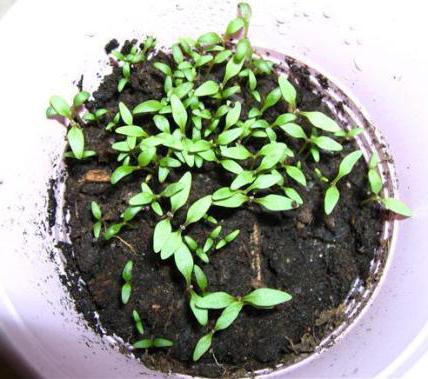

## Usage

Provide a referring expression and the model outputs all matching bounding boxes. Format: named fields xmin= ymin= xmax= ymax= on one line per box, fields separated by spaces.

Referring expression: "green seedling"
xmin=184 ymin=235 xmax=210 ymax=263
xmin=103 ymin=201 xmax=144 ymax=241
xmin=132 ymin=310 xmax=144 ymax=335
xmin=185 ymin=226 xmax=240 ymax=263
xmin=189 ymin=264 xmax=209 ymax=325
xmin=106 ymin=112 xmax=121 ymax=131
xmin=278 ymin=120 xmax=343 ymax=161
xmin=334 ymin=127 xmax=364 ymax=139
xmin=133 ymin=337 xmax=174 ymax=350
xmin=364 ymin=152 xmax=412 ymax=217
xmin=83 ymin=108 xmax=108 ymax=124
xmin=112 ymin=36 xmax=156 ymax=92
xmin=90 ymin=201 xmax=103 ymax=238
xmin=130 ymin=180 xmax=185 ymax=216
xmin=314 ymin=167 xmax=329 ymax=183
xmin=215 ymin=229 xmax=240 ymax=250
xmin=193 ymin=288 xmax=292 ymax=361
xmin=46 ymin=92 xmax=95 ymax=159
xmin=131 ymin=307 xmax=173 ymax=350
xmin=121 ymin=260 xmax=133 ymax=304
xmin=324 ymin=150 xmax=363 ymax=215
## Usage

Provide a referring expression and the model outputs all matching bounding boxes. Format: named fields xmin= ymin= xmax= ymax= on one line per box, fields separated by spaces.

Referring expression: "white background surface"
xmin=0 ymin=0 xmax=427 ymax=378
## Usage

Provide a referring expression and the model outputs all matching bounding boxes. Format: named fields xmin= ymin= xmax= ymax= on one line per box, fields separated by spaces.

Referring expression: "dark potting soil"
xmin=58 ymin=40 xmax=384 ymax=378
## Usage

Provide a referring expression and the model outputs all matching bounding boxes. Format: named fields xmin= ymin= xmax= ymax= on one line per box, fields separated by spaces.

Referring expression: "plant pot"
xmin=0 ymin=1 xmax=426 ymax=378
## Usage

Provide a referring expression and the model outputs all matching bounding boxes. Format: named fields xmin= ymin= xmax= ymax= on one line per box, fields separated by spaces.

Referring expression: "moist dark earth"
xmin=58 ymin=40 xmax=384 ymax=378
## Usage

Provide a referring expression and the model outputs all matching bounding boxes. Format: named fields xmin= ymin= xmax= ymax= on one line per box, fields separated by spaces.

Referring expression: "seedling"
xmin=132 ymin=310 xmax=144 ymax=335
xmin=131 ymin=310 xmax=174 ymax=349
xmin=83 ymin=108 xmax=108 ymax=124
xmin=46 ymin=92 xmax=95 ymax=159
xmin=364 ymin=152 xmax=412 ymax=217
xmin=193 ymin=288 xmax=292 ymax=361
xmin=324 ymin=150 xmax=363 ymax=215
xmin=133 ymin=338 xmax=174 ymax=350
xmin=112 ymin=36 xmax=156 ymax=92
xmin=189 ymin=264 xmax=209 ymax=326
xmin=90 ymin=201 xmax=103 ymax=238
xmin=121 ymin=260 xmax=133 ymax=304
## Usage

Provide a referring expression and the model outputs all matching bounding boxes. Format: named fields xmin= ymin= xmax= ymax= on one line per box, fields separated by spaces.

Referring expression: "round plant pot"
xmin=0 ymin=1 xmax=427 ymax=378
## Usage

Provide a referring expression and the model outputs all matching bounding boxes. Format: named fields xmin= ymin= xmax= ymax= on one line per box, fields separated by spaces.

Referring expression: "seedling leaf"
xmin=132 ymin=310 xmax=144 ymax=334
xmin=261 ymin=87 xmax=281 ymax=113
xmin=193 ymin=265 xmax=208 ymax=292
xmin=213 ymin=192 xmax=247 ymax=208
xmin=185 ymin=196 xmax=212 ymax=225
xmin=311 ymin=136 xmax=343 ymax=152
xmin=170 ymin=172 xmax=192 ymax=213
xmin=122 ymin=260 xmax=133 ymax=282
xmin=190 ymin=291 xmax=208 ymax=326
xmin=153 ymin=338 xmax=174 ymax=348
xmin=119 ymin=102 xmax=133 ymax=125
xmin=73 ymin=91 xmax=90 ymax=107
xmin=67 ymin=126 xmax=84 ymax=159
xmin=91 ymin=201 xmax=102 ymax=220
xmin=49 ymin=96 xmax=71 ymax=118
xmin=198 ymin=32 xmax=222 ymax=46
xmin=324 ymin=185 xmax=340 ymax=215
xmin=278 ymin=75 xmax=296 ymax=110
xmin=300 ymin=111 xmax=342 ymax=133
xmin=336 ymin=150 xmax=363 ymax=181
xmin=133 ymin=100 xmax=163 ymax=114
xmin=196 ymin=292 xmax=236 ymax=309
xmin=243 ymin=288 xmax=292 ymax=307
xmin=217 ymin=128 xmax=243 ymax=145
xmin=194 ymin=81 xmax=219 ymax=97
xmin=170 ymin=94 xmax=188 ymax=132
xmin=214 ymin=301 xmax=243 ymax=331
xmin=111 ymin=165 xmax=137 ymax=184
xmin=193 ymin=332 xmax=213 ymax=362
xmin=133 ymin=339 xmax=153 ymax=349
xmin=279 ymin=123 xmax=307 ymax=139
xmin=285 ymin=165 xmax=307 ymax=186
xmin=220 ymin=145 xmax=252 ymax=160
xmin=231 ymin=171 xmax=255 ymax=190
xmin=225 ymin=102 xmax=241 ymax=129
xmin=153 ymin=219 xmax=172 ymax=253
xmin=381 ymin=198 xmax=412 ymax=217
xmin=121 ymin=283 xmax=132 ymax=304
xmin=248 ymin=174 xmax=281 ymax=191
xmin=161 ymin=231 xmax=182 ymax=260
xmin=255 ymin=194 xmax=295 ymax=211
xmin=226 ymin=17 xmax=245 ymax=36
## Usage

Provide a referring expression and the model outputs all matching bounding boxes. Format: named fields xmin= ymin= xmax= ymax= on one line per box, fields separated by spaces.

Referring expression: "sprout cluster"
xmin=47 ymin=2 xmax=411 ymax=363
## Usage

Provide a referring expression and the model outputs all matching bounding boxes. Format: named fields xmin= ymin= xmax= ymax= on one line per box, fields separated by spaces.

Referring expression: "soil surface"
xmin=58 ymin=40 xmax=384 ymax=378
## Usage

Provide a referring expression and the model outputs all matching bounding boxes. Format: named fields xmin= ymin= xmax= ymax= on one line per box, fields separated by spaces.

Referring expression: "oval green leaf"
xmin=324 ymin=185 xmax=340 ymax=215
xmin=49 ymin=95 xmax=71 ymax=118
xmin=300 ymin=111 xmax=341 ymax=133
xmin=192 ymin=332 xmax=213 ymax=362
xmin=196 ymin=292 xmax=236 ymax=309
xmin=381 ymin=198 xmax=412 ymax=217
xmin=185 ymin=196 xmax=212 ymax=226
xmin=214 ymin=301 xmax=243 ymax=331
xmin=243 ymin=288 xmax=292 ymax=307
xmin=111 ymin=165 xmax=137 ymax=184
xmin=67 ymin=126 xmax=84 ymax=159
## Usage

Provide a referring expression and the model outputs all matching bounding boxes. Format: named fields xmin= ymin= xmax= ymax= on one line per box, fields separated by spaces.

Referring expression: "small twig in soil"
xmin=81 ymin=169 xmax=111 ymax=183
xmin=249 ymin=221 xmax=263 ymax=287
xmin=115 ymin=236 xmax=137 ymax=255
xmin=212 ymin=351 xmax=227 ymax=376
xmin=285 ymin=337 xmax=299 ymax=354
